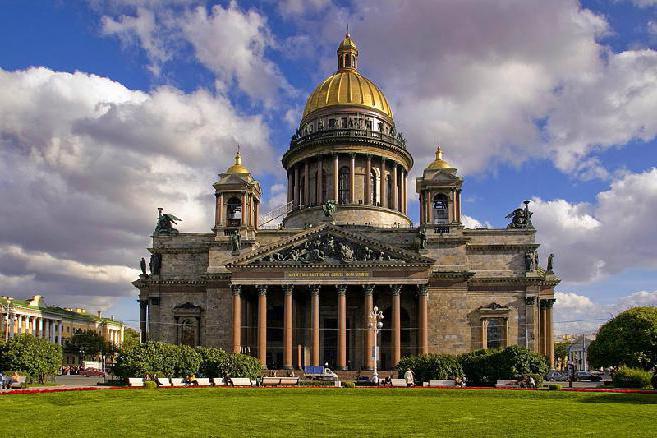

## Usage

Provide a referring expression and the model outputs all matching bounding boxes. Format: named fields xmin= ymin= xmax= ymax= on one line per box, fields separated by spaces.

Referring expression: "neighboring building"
xmin=568 ymin=335 xmax=595 ymax=371
xmin=0 ymin=294 xmax=125 ymax=364
xmin=134 ymin=35 xmax=559 ymax=370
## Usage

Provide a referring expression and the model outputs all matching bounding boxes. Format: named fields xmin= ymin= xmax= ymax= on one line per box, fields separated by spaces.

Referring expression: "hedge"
xmin=112 ymin=342 xmax=261 ymax=380
xmin=396 ymin=354 xmax=463 ymax=382
xmin=612 ymin=367 xmax=653 ymax=389
xmin=459 ymin=346 xmax=549 ymax=386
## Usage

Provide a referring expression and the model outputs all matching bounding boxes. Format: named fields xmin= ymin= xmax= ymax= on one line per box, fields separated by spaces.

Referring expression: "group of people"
xmin=0 ymin=371 xmax=22 ymax=389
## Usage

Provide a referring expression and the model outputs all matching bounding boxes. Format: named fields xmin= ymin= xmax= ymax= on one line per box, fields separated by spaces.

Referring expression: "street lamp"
xmin=368 ymin=306 xmax=384 ymax=385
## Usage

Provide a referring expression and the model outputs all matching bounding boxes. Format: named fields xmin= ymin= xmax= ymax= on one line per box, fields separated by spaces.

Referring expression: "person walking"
xmin=404 ymin=369 xmax=415 ymax=387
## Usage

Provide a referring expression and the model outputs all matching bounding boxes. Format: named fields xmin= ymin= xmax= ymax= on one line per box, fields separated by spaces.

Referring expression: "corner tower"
xmin=416 ymin=146 xmax=462 ymax=231
xmin=282 ymin=34 xmax=413 ymax=228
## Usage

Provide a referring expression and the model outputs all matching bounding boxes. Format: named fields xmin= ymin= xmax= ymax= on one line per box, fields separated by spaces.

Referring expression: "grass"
xmin=1 ymin=387 xmax=656 ymax=437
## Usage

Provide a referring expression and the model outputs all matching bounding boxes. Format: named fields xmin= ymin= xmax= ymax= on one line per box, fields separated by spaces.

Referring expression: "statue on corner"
xmin=139 ymin=257 xmax=147 ymax=276
xmin=149 ymin=253 xmax=162 ymax=275
xmin=418 ymin=228 xmax=427 ymax=249
xmin=230 ymin=230 xmax=241 ymax=254
xmin=506 ymin=200 xmax=533 ymax=229
xmin=154 ymin=208 xmax=182 ymax=235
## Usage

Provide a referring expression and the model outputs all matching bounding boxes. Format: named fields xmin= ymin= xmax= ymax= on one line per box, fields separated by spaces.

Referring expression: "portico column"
xmin=337 ymin=285 xmax=347 ymax=370
xmin=139 ymin=300 xmax=148 ymax=343
xmin=365 ymin=155 xmax=371 ymax=204
xmin=539 ymin=300 xmax=547 ymax=355
xmin=333 ymin=154 xmax=339 ymax=202
xmin=257 ymin=285 xmax=268 ymax=367
xmin=418 ymin=285 xmax=428 ymax=354
xmin=231 ymin=285 xmax=242 ymax=354
xmin=317 ymin=157 xmax=324 ymax=204
xmin=311 ymin=285 xmax=320 ymax=366
xmin=39 ymin=317 xmax=44 ymax=338
xmin=350 ymin=154 xmax=356 ymax=204
xmin=58 ymin=320 xmax=63 ymax=345
xmin=283 ymin=285 xmax=293 ymax=370
xmin=363 ymin=285 xmax=374 ymax=370
xmin=391 ymin=285 xmax=402 ymax=366
xmin=546 ymin=299 xmax=555 ymax=368
xmin=379 ymin=158 xmax=385 ymax=207
xmin=294 ymin=164 xmax=300 ymax=207
xmin=49 ymin=320 xmax=55 ymax=343
xmin=392 ymin=163 xmax=398 ymax=211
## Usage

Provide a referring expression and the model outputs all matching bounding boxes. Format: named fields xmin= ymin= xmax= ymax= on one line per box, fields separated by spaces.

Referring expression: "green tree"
xmin=64 ymin=329 xmax=112 ymax=358
xmin=554 ymin=342 xmax=571 ymax=370
xmin=0 ymin=334 xmax=62 ymax=383
xmin=588 ymin=307 xmax=657 ymax=370
xmin=121 ymin=328 xmax=140 ymax=350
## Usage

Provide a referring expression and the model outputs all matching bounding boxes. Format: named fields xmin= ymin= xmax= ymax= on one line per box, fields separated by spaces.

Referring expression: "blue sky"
xmin=1 ymin=0 xmax=656 ymax=334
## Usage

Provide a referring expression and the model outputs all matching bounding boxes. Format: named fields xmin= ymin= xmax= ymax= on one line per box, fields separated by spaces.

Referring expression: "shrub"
xmin=343 ymin=381 xmax=355 ymax=388
xmin=143 ymin=380 xmax=157 ymax=390
xmin=196 ymin=347 xmax=261 ymax=379
xmin=459 ymin=346 xmax=549 ymax=386
xmin=548 ymin=384 xmax=562 ymax=391
xmin=396 ymin=354 xmax=463 ymax=383
xmin=652 ymin=373 xmax=657 ymax=390
xmin=0 ymin=334 xmax=62 ymax=384
xmin=612 ymin=367 xmax=653 ymax=389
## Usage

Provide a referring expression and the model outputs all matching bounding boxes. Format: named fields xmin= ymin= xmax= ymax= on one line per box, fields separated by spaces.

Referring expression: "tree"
xmin=554 ymin=342 xmax=571 ymax=371
xmin=588 ymin=307 xmax=657 ymax=370
xmin=122 ymin=328 xmax=140 ymax=350
xmin=0 ymin=334 xmax=62 ymax=384
xmin=64 ymin=329 xmax=112 ymax=358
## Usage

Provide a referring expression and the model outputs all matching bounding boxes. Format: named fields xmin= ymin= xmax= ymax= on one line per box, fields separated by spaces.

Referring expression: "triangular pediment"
xmin=228 ymin=224 xmax=433 ymax=268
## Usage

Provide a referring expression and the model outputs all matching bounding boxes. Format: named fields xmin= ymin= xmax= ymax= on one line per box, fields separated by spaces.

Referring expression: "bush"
xmin=459 ymin=346 xmax=549 ymax=386
xmin=612 ymin=367 xmax=653 ymax=389
xmin=548 ymin=384 xmax=562 ymax=391
xmin=652 ymin=373 xmax=657 ymax=390
xmin=343 ymin=381 xmax=355 ymax=388
xmin=143 ymin=380 xmax=157 ymax=390
xmin=196 ymin=347 xmax=261 ymax=379
xmin=0 ymin=334 xmax=62 ymax=384
xmin=396 ymin=354 xmax=463 ymax=383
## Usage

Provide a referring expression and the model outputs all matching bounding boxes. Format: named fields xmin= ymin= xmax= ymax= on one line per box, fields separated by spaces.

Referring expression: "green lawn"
xmin=1 ymin=388 xmax=656 ymax=437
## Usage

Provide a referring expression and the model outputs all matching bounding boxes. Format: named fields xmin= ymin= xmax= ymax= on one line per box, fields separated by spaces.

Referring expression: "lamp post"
xmin=368 ymin=306 xmax=384 ymax=384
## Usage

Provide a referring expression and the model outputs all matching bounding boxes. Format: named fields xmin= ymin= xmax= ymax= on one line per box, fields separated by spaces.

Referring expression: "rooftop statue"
xmin=154 ymin=208 xmax=182 ymax=235
xmin=506 ymin=200 xmax=533 ymax=229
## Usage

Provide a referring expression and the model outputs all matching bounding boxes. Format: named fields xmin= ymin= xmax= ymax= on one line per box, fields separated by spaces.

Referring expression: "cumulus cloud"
xmin=0 ymin=67 xmax=272 ymax=308
xmin=532 ymin=168 xmax=657 ymax=283
xmin=554 ymin=290 xmax=657 ymax=334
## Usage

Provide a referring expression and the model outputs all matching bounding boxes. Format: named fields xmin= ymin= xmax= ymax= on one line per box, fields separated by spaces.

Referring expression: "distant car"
xmin=80 ymin=368 xmax=106 ymax=377
xmin=575 ymin=371 xmax=602 ymax=382
xmin=546 ymin=371 xmax=563 ymax=382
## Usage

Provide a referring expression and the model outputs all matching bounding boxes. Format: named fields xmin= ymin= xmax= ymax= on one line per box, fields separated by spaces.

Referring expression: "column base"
xmin=282 ymin=366 xmax=293 ymax=370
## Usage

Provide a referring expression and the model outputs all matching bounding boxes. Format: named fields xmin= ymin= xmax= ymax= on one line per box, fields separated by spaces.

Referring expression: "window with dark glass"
xmin=487 ymin=319 xmax=503 ymax=349
xmin=433 ymin=194 xmax=449 ymax=224
xmin=227 ymin=197 xmax=242 ymax=227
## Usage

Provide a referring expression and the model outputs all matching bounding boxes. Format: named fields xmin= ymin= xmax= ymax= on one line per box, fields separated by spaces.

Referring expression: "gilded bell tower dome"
xmin=282 ymin=34 xmax=413 ymax=228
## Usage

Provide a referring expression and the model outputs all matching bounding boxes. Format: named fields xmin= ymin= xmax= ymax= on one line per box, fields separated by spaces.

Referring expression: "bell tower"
xmin=212 ymin=149 xmax=261 ymax=239
xmin=416 ymin=146 xmax=462 ymax=230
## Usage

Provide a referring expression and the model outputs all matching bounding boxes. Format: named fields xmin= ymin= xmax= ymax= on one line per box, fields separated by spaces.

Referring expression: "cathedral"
xmin=134 ymin=34 xmax=558 ymax=371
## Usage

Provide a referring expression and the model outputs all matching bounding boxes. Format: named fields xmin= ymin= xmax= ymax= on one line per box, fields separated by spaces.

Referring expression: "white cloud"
xmin=461 ymin=215 xmax=491 ymax=229
xmin=0 ymin=67 xmax=273 ymax=307
xmin=532 ymin=168 xmax=657 ymax=283
xmin=554 ymin=290 xmax=657 ymax=334
xmin=277 ymin=0 xmax=331 ymax=18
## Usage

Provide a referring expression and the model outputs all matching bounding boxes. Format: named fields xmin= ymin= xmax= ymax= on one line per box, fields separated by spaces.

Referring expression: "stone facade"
xmin=133 ymin=34 xmax=558 ymax=370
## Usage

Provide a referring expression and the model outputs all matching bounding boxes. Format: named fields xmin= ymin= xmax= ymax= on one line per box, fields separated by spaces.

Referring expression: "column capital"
xmin=337 ymin=284 xmax=347 ymax=296
xmin=362 ymin=284 xmax=375 ymax=296
xmin=525 ymin=296 xmax=536 ymax=305
xmin=284 ymin=285 xmax=294 ymax=296
xmin=257 ymin=285 xmax=268 ymax=296
xmin=231 ymin=284 xmax=242 ymax=296
xmin=540 ymin=298 xmax=556 ymax=308
xmin=391 ymin=285 xmax=402 ymax=296
xmin=310 ymin=285 xmax=321 ymax=296
xmin=417 ymin=284 xmax=429 ymax=296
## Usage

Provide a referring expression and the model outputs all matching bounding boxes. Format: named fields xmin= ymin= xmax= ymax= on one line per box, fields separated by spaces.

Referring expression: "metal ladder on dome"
xmin=258 ymin=201 xmax=293 ymax=228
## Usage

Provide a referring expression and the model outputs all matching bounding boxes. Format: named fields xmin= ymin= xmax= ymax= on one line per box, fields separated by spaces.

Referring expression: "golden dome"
xmin=226 ymin=149 xmax=250 ymax=174
xmin=301 ymin=34 xmax=393 ymax=121
xmin=427 ymin=146 xmax=454 ymax=170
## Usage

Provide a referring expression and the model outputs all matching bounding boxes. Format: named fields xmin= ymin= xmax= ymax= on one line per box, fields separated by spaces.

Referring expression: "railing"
xmin=289 ymin=128 xmax=407 ymax=150
xmin=258 ymin=201 xmax=293 ymax=227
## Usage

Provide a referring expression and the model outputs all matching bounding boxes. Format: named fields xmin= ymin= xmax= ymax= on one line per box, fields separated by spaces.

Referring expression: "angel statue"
xmin=154 ymin=208 xmax=182 ymax=235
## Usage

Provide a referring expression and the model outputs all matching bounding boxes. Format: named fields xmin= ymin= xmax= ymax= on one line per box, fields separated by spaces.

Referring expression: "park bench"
xmin=495 ymin=379 xmax=521 ymax=388
xmin=156 ymin=377 xmax=171 ymax=387
xmin=9 ymin=376 xmax=26 ymax=389
xmin=391 ymin=379 xmax=407 ymax=387
xmin=213 ymin=378 xmax=225 ymax=386
xmin=261 ymin=377 xmax=281 ymax=386
xmin=128 ymin=378 xmax=144 ymax=387
xmin=196 ymin=378 xmax=211 ymax=386
xmin=230 ymin=377 xmax=253 ymax=386
xmin=429 ymin=379 xmax=456 ymax=387
xmin=171 ymin=378 xmax=185 ymax=387
xmin=279 ymin=377 xmax=299 ymax=386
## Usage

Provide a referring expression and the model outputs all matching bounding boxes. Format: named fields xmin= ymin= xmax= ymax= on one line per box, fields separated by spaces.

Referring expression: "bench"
xmin=279 ymin=377 xmax=299 ymax=386
xmin=429 ymin=379 xmax=456 ymax=387
xmin=261 ymin=377 xmax=281 ymax=386
xmin=213 ymin=378 xmax=225 ymax=386
xmin=157 ymin=377 xmax=171 ymax=387
xmin=196 ymin=378 xmax=211 ymax=386
xmin=391 ymin=379 xmax=408 ymax=387
xmin=495 ymin=379 xmax=521 ymax=388
xmin=171 ymin=378 xmax=185 ymax=387
xmin=9 ymin=376 xmax=26 ymax=389
xmin=230 ymin=377 xmax=253 ymax=386
xmin=128 ymin=378 xmax=144 ymax=387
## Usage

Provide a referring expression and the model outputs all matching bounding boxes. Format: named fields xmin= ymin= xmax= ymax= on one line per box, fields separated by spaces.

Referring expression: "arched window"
xmin=227 ymin=197 xmax=241 ymax=227
xmin=386 ymin=175 xmax=393 ymax=208
xmin=486 ymin=319 xmax=503 ymax=349
xmin=433 ymin=194 xmax=449 ymax=224
xmin=338 ymin=166 xmax=350 ymax=205
xmin=370 ymin=168 xmax=379 ymax=205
